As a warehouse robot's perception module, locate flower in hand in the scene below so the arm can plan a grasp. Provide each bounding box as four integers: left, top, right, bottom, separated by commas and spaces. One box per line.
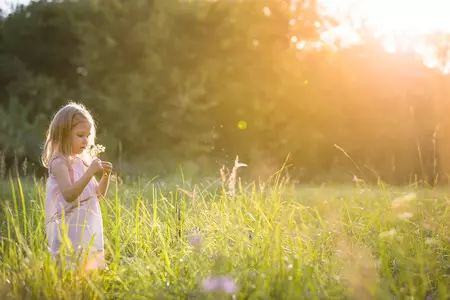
88, 144, 106, 157
101, 161, 113, 177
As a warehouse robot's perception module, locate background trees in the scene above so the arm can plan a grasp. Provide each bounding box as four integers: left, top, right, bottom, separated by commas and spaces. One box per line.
1, 0, 449, 184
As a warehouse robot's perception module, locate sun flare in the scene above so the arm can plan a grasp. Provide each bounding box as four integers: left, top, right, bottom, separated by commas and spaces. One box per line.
317, 0, 450, 72
321, 0, 450, 34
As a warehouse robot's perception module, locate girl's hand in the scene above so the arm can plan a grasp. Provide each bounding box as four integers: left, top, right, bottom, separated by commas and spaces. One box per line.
101, 161, 113, 177
88, 158, 104, 176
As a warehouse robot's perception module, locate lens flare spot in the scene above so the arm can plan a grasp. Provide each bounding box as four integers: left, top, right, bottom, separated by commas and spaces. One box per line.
238, 121, 247, 130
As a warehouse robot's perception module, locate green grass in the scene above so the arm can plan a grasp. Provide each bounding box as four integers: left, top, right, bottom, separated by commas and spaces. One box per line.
0, 176, 449, 299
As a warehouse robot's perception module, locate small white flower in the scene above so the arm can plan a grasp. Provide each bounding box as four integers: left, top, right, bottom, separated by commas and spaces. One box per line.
263, 7, 271, 16
379, 229, 397, 238
88, 144, 106, 157
398, 212, 413, 220
425, 238, 440, 245
392, 193, 416, 208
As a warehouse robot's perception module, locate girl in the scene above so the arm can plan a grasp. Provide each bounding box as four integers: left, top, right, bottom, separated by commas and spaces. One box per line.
42, 102, 112, 271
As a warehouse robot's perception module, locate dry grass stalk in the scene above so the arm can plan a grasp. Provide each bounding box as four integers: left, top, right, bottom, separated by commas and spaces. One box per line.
220, 155, 247, 197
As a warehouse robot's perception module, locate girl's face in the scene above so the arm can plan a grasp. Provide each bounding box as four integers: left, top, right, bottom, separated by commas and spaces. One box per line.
70, 121, 92, 156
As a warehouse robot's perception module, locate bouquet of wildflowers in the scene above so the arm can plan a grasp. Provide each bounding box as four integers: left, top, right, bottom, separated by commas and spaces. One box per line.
88, 144, 106, 157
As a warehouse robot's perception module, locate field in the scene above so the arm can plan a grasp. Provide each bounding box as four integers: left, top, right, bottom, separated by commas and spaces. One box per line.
0, 174, 449, 299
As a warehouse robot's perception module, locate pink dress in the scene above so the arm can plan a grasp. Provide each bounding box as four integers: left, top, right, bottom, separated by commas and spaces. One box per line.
45, 155, 104, 267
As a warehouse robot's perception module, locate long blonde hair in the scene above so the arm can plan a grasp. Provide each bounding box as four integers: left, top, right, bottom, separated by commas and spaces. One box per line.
41, 102, 96, 168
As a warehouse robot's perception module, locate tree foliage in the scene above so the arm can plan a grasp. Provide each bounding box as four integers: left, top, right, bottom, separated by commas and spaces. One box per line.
1, 0, 450, 183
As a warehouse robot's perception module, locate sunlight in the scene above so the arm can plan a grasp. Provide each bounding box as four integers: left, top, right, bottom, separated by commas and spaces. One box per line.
444, 62, 450, 74
383, 37, 397, 54
316, 0, 450, 71
321, 0, 450, 34
356, 0, 450, 35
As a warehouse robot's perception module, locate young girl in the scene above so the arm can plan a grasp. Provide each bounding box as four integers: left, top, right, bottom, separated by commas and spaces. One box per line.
42, 102, 112, 271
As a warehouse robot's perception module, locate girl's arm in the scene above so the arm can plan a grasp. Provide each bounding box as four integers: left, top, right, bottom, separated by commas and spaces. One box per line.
96, 161, 113, 199
51, 157, 103, 203
96, 174, 110, 199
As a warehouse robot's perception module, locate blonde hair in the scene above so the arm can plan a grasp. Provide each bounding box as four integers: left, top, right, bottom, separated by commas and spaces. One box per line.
41, 102, 96, 168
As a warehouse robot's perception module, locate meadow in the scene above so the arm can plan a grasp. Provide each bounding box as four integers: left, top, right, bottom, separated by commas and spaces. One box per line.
2, 0, 450, 299
0, 166, 449, 299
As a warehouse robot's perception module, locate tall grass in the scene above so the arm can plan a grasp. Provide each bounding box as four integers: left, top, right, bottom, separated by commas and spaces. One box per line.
0, 174, 449, 299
